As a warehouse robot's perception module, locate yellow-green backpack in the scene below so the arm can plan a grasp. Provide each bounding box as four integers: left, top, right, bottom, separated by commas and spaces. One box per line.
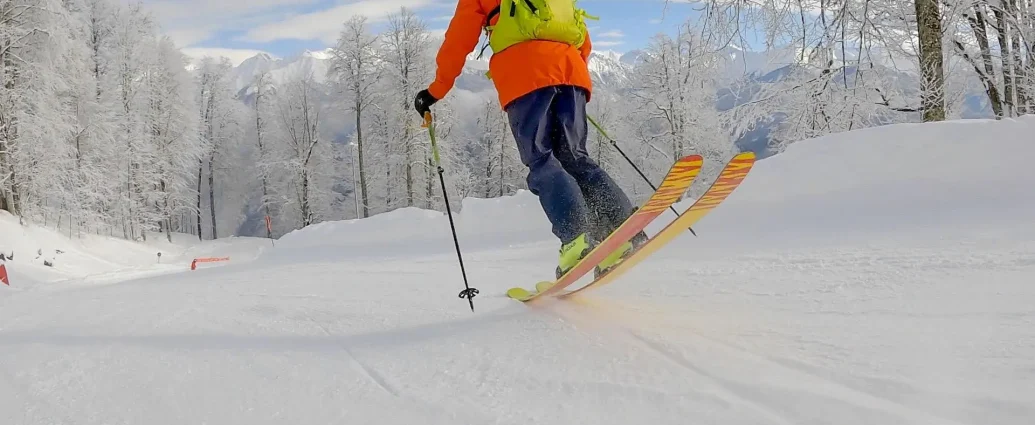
478, 0, 597, 57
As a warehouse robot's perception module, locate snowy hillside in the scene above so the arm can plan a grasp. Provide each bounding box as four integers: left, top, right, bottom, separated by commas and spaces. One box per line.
0, 212, 270, 288
2, 117, 1034, 424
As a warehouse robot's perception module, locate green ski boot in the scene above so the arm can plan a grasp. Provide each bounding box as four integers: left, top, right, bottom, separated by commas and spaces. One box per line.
593, 230, 648, 278
555, 233, 594, 279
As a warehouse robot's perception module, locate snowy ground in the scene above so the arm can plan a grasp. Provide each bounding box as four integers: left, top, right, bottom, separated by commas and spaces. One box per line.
1, 117, 1034, 424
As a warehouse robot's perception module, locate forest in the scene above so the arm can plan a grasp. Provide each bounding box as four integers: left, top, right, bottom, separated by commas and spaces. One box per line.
0, 0, 1032, 241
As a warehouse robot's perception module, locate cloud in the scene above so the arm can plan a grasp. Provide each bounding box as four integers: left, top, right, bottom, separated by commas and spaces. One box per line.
596, 30, 625, 39
163, 28, 215, 47
139, 0, 324, 47
428, 28, 448, 39
242, 0, 437, 44
592, 28, 625, 47
141, 0, 320, 22
181, 47, 275, 66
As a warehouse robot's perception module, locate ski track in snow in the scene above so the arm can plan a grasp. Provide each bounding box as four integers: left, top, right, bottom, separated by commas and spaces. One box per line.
2, 117, 1035, 424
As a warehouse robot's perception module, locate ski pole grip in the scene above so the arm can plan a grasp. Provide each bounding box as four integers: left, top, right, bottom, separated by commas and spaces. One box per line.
422, 111, 432, 128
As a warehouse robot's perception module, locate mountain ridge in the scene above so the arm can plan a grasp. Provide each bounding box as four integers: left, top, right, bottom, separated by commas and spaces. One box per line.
226, 48, 644, 97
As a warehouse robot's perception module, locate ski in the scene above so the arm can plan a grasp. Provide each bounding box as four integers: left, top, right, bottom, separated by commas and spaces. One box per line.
506, 155, 704, 302
559, 151, 756, 298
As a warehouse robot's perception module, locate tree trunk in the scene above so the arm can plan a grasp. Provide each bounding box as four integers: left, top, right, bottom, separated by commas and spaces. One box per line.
254, 74, 275, 234
159, 179, 171, 242
426, 157, 434, 209
915, 0, 946, 121
300, 169, 311, 226
6, 170, 18, 217
403, 75, 414, 207
498, 132, 505, 196
355, 97, 369, 218
1009, 0, 1029, 115
196, 162, 203, 240
208, 155, 217, 238
993, 8, 1015, 116
405, 131, 413, 207
968, 6, 1004, 118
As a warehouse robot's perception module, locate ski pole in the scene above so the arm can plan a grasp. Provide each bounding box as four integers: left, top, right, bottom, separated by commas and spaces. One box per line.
422, 111, 479, 311
587, 115, 697, 237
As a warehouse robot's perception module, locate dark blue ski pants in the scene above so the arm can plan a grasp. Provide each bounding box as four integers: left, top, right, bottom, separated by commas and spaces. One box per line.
505, 85, 634, 244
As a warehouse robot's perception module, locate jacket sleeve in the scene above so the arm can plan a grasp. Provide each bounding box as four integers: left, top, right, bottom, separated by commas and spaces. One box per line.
428, 0, 486, 100
579, 30, 592, 63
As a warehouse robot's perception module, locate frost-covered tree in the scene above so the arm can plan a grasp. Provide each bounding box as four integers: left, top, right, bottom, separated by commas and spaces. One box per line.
250, 69, 278, 236
948, 0, 1034, 118
143, 37, 202, 242
469, 97, 522, 198
627, 23, 734, 189
195, 56, 246, 239
379, 7, 434, 208
328, 15, 381, 218
0, 0, 57, 217
0, 0, 212, 241
274, 71, 337, 228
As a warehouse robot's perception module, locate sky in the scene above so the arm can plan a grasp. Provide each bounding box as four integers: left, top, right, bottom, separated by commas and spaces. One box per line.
138, 0, 708, 66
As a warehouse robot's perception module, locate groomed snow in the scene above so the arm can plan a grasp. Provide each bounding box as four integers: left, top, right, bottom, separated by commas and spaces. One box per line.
1, 117, 1034, 424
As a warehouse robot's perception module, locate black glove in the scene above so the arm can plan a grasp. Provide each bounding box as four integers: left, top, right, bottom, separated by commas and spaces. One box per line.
414, 89, 438, 117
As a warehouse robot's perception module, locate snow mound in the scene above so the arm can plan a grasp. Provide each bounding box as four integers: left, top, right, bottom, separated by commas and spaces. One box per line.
689, 115, 1035, 251
273, 190, 553, 264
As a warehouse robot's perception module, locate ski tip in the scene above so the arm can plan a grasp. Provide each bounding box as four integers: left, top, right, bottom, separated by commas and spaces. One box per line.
506, 280, 557, 302
506, 287, 536, 301
735, 151, 756, 161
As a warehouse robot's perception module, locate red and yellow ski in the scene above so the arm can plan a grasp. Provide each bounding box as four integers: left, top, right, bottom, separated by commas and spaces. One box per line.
559, 151, 756, 298
506, 154, 705, 301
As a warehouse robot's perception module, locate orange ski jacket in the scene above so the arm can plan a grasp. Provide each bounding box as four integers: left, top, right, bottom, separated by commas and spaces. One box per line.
427, 0, 594, 109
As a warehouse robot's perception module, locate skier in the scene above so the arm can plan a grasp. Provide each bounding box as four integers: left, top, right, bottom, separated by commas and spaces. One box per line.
413, 0, 645, 278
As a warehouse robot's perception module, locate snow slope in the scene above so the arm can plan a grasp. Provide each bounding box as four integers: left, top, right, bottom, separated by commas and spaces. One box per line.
2, 117, 1034, 424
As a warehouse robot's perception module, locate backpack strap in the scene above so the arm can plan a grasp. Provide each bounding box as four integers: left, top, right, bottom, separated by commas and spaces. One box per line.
476, 4, 502, 60
486, 4, 500, 26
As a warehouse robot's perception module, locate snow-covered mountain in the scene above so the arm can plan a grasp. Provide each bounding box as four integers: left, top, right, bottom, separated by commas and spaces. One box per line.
230, 48, 334, 94
585, 50, 636, 87
224, 44, 819, 101
224, 41, 919, 101
228, 48, 645, 97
